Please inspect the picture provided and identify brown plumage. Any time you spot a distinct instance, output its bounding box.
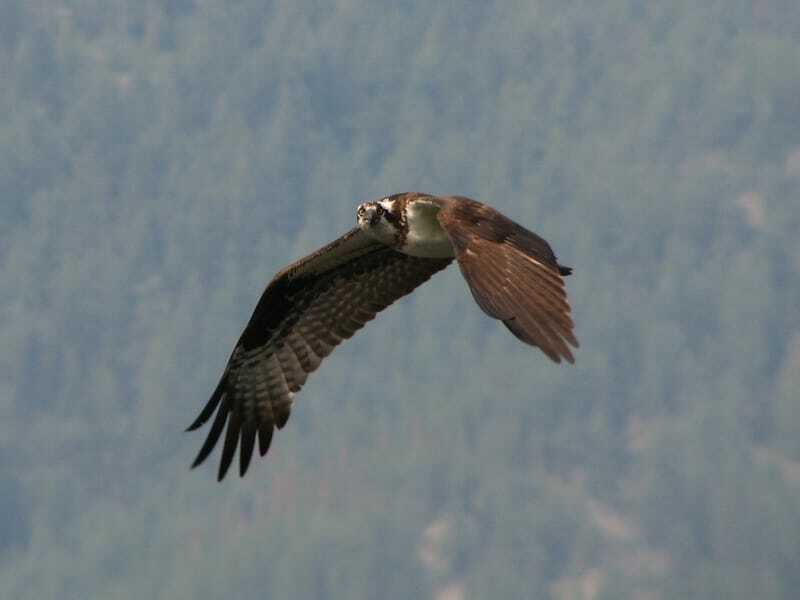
[436,197,577,363]
[189,193,577,480]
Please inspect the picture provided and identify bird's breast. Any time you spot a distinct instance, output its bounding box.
[399,202,456,258]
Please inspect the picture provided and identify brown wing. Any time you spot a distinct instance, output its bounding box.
[436,197,578,363]
[188,228,452,480]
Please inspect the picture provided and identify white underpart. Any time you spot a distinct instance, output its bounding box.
[401,201,455,258]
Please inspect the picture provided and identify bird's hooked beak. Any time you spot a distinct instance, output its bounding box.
[368,208,381,226]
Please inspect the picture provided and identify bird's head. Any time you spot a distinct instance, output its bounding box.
[356,197,402,245]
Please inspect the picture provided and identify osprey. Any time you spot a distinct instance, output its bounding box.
[189,193,578,480]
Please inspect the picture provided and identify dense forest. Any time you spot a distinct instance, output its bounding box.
[2,1,799,598]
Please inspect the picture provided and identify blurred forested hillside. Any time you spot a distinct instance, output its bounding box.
[2,1,799,598]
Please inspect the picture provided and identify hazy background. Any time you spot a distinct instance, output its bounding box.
[3,1,800,598]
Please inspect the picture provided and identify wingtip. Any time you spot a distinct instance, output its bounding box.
[186,407,211,432]
[217,459,231,482]
[561,345,576,365]
[189,437,211,471]
[187,374,228,432]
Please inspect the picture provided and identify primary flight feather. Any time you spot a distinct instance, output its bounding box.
[188,193,578,480]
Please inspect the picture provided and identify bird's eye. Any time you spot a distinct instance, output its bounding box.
[376,205,384,216]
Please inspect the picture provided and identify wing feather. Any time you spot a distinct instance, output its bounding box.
[285,333,321,373]
[239,420,257,477]
[218,406,241,481]
[436,197,578,364]
[501,273,573,360]
[190,392,229,469]
[504,258,577,341]
[257,421,273,456]
[189,228,452,479]
[275,344,307,392]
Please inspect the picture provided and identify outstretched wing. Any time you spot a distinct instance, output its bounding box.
[436,197,578,363]
[188,227,452,480]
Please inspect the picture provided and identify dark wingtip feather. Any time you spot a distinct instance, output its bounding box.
[217,411,242,481]
[274,402,291,429]
[558,265,572,276]
[239,423,257,477]
[186,373,227,432]
[190,397,229,470]
[258,423,274,456]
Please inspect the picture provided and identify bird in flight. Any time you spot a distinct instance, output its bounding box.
[188,193,578,480]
